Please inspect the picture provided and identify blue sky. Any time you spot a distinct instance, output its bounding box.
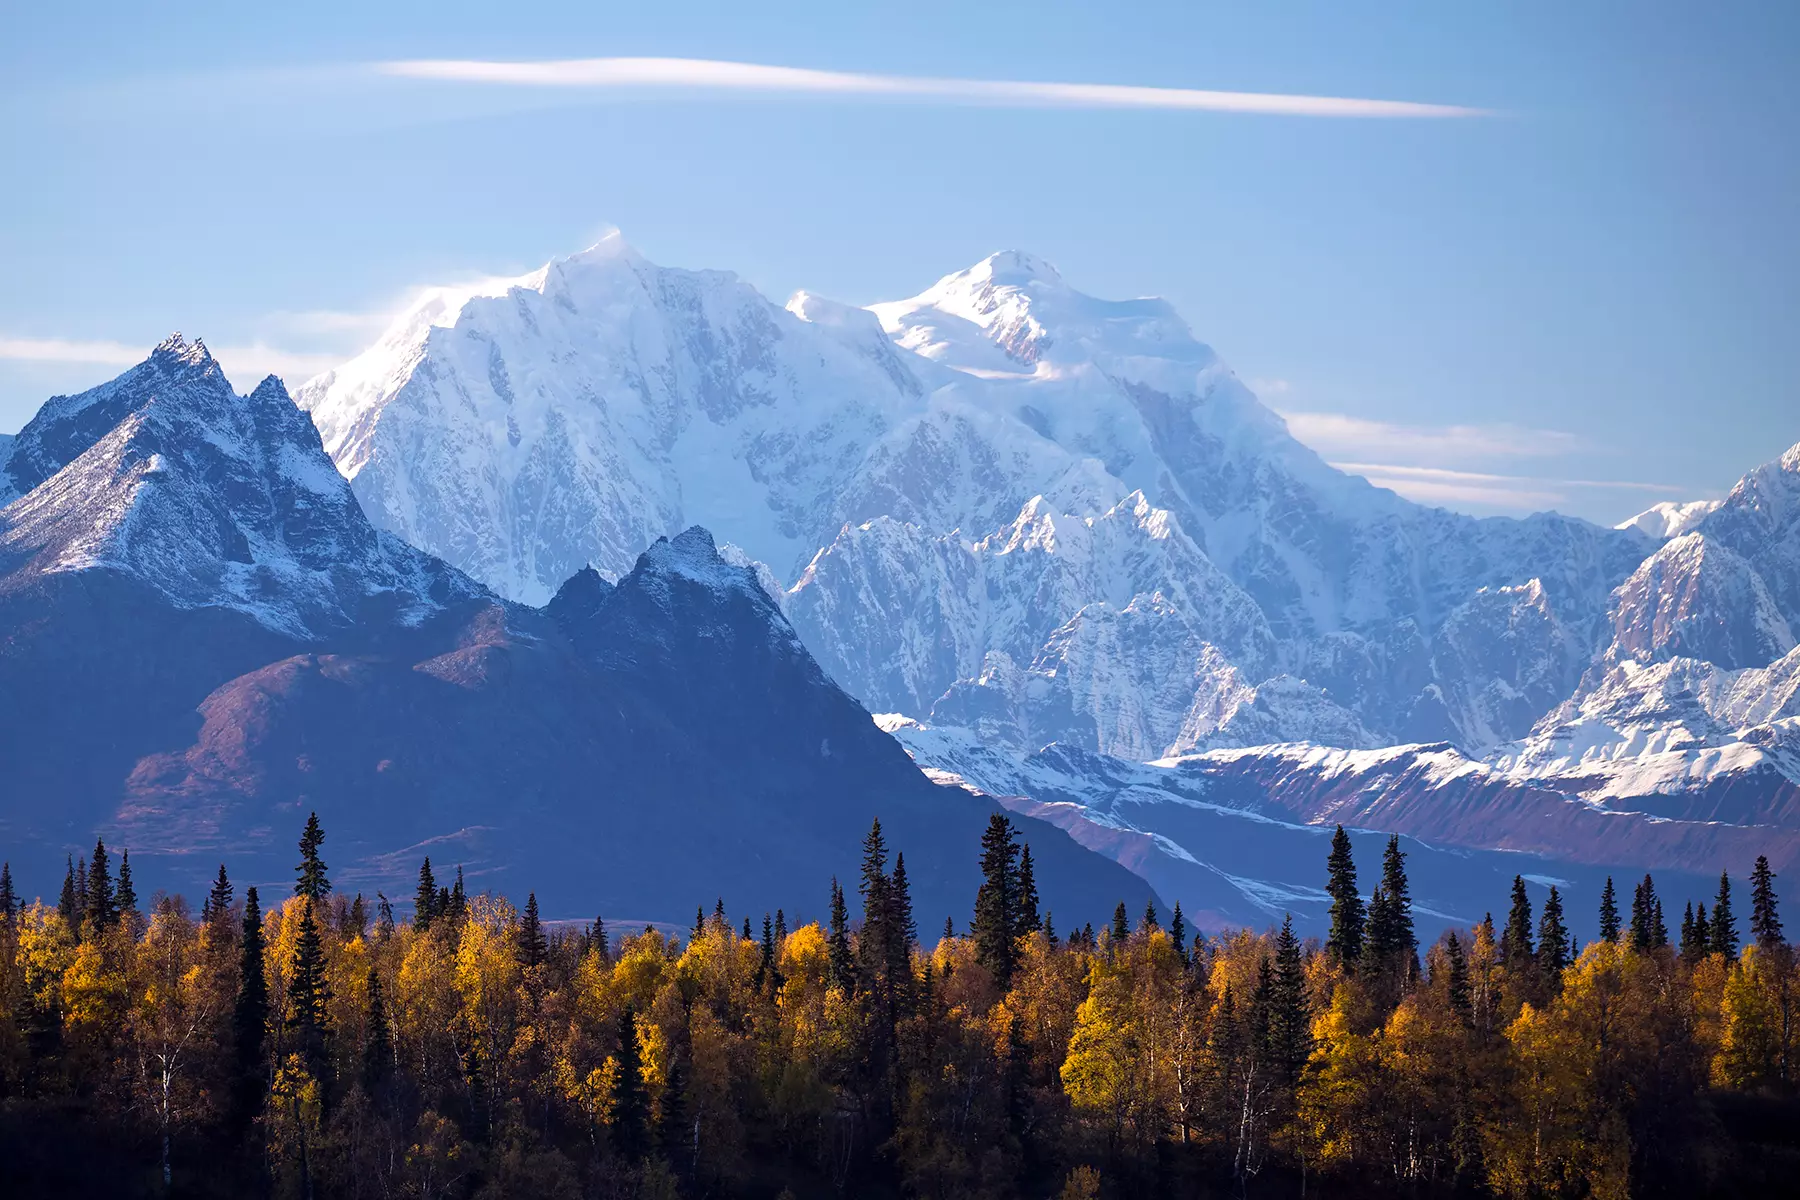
[3,1,1796,523]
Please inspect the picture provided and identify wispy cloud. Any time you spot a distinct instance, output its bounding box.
[376,57,1490,119]
[1336,462,1689,512]
[0,336,144,366]
[1281,411,1582,465]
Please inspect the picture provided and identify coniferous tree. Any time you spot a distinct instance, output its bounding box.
[658,1053,691,1173]
[414,857,437,931]
[756,913,777,991]
[115,850,137,924]
[1537,886,1571,979]
[612,1006,649,1160]
[86,837,115,931]
[1364,836,1418,991]
[288,900,332,1077]
[693,906,706,940]
[1016,844,1040,933]
[0,861,14,924]
[1653,897,1669,947]
[1630,876,1656,951]
[376,892,396,940]
[1712,871,1739,959]
[1751,855,1783,949]
[1599,876,1621,942]
[943,915,955,942]
[207,864,234,927]
[1500,876,1535,973]
[1142,900,1160,932]
[973,814,1021,987]
[58,855,77,926]
[591,916,610,963]
[828,878,854,990]
[1695,903,1713,955]
[741,916,752,941]
[1110,902,1131,946]
[74,855,88,925]
[363,967,392,1096]
[1324,824,1366,965]
[518,892,547,970]
[775,908,787,942]
[232,887,270,1137]
[1444,931,1472,1024]
[294,812,330,902]
[1680,902,1700,961]
[1269,915,1310,1084]
[1171,902,1187,964]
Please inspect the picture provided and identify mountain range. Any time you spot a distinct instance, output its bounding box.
[4,236,1796,935]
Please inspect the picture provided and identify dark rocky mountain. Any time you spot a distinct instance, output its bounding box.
[0,341,1155,930]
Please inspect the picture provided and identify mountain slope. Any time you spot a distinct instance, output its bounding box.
[0,344,1156,929]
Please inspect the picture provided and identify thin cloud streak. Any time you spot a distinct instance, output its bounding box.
[1282,411,1581,463]
[376,57,1490,119]
[1336,461,1690,513]
[0,334,341,388]
[0,336,143,366]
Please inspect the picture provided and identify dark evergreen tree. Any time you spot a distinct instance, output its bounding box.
[231,888,270,1137]
[294,812,330,902]
[346,893,366,939]
[57,855,76,926]
[973,813,1021,988]
[1015,843,1040,933]
[1598,876,1621,942]
[287,900,332,1078]
[363,967,392,1096]
[1751,855,1783,950]
[1712,871,1739,959]
[1269,915,1310,1084]
[1500,876,1535,973]
[1142,900,1160,931]
[447,866,467,925]
[1630,875,1656,951]
[657,1053,691,1172]
[741,916,753,941]
[590,916,610,963]
[207,864,234,927]
[827,877,854,990]
[376,892,396,940]
[1045,913,1060,949]
[1171,902,1187,965]
[1324,824,1366,965]
[414,857,438,931]
[1696,903,1713,954]
[1364,836,1418,990]
[1110,902,1131,946]
[693,906,706,940]
[0,862,14,924]
[1537,886,1570,979]
[775,908,787,942]
[713,897,726,926]
[74,855,88,925]
[612,1006,649,1160]
[1681,903,1707,963]
[518,892,547,970]
[890,851,917,950]
[1444,931,1472,1024]
[115,850,138,924]
[86,837,115,931]
[756,913,779,991]
[942,916,955,942]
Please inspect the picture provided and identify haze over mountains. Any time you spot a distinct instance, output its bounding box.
[3,236,1796,935]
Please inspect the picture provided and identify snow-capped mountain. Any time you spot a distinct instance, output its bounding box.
[1,335,478,639]
[299,238,1649,757]
[0,341,1154,926]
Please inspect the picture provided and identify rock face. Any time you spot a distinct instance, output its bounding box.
[0,343,1157,929]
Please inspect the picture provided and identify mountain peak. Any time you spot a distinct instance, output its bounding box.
[152,331,214,370]
[969,250,1065,289]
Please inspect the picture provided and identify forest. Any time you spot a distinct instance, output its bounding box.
[0,814,1796,1199]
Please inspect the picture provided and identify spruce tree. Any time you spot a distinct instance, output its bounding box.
[0,862,14,924]
[1501,876,1535,972]
[693,906,706,940]
[1751,856,1783,949]
[1171,902,1188,965]
[828,878,854,990]
[1712,871,1739,959]
[973,814,1021,988]
[1695,903,1713,955]
[232,888,270,1137]
[1537,886,1570,979]
[1016,844,1040,934]
[376,893,396,940]
[115,850,137,924]
[943,916,955,942]
[287,900,332,1077]
[1110,902,1131,946]
[1324,824,1365,965]
[1598,876,1621,942]
[518,893,547,970]
[591,916,610,963]
[1364,836,1418,991]
[1630,876,1655,951]
[363,967,392,1096]
[414,857,437,931]
[1444,931,1472,1024]
[756,913,779,991]
[57,855,77,926]
[207,864,234,927]
[1142,900,1160,932]
[888,852,916,1012]
[1653,897,1669,947]
[612,1006,649,1160]
[294,812,330,902]
[775,908,787,942]
[658,1053,691,1172]
[74,855,88,924]
[1269,915,1310,1085]
[741,916,753,941]
[86,837,115,931]
[1680,902,1699,960]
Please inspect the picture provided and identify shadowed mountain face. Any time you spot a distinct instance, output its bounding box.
[0,341,1155,929]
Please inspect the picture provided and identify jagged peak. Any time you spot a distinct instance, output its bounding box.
[152,331,215,370]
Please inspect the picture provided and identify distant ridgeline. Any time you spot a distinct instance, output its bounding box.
[0,812,1794,1198]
